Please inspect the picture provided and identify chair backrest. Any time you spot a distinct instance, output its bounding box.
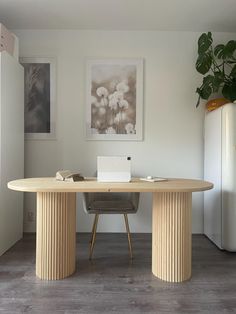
[82,192,140,214]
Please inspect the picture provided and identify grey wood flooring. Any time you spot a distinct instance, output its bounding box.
[0,233,236,314]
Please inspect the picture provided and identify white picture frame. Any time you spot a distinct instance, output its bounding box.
[20,57,56,140]
[86,58,143,141]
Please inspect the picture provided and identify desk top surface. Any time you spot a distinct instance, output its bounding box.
[8,177,213,193]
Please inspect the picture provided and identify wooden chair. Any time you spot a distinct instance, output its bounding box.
[82,192,140,259]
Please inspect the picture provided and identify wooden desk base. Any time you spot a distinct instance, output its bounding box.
[152,192,192,282]
[35,191,192,282]
[36,192,76,280]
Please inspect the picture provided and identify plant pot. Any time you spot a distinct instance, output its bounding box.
[206,98,230,112]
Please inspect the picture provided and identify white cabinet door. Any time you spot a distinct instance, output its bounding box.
[204,108,222,249]
[222,103,236,251]
[0,51,24,256]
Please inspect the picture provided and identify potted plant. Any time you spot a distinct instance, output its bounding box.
[195,32,236,109]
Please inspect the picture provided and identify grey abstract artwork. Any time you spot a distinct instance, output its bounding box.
[22,63,50,133]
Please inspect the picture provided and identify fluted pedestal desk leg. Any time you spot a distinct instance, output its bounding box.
[36,192,76,280]
[152,192,192,282]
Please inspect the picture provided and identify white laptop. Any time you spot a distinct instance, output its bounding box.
[97,156,131,182]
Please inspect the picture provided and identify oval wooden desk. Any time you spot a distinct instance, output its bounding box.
[8,177,213,282]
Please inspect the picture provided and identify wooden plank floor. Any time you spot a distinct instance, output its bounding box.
[0,234,236,314]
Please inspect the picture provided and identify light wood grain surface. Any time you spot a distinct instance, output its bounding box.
[8,177,213,193]
[36,192,76,280]
[152,192,192,282]
[7,176,213,283]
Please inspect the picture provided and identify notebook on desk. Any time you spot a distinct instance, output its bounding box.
[97,156,131,182]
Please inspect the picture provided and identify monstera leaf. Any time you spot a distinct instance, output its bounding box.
[222,80,236,101]
[214,41,236,60]
[196,74,223,100]
[230,65,236,78]
[196,52,212,74]
[198,32,213,54]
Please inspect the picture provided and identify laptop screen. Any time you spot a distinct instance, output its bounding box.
[97,156,131,182]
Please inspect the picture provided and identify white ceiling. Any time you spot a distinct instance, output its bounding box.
[0,0,236,32]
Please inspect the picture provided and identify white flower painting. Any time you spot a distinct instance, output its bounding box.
[86,59,143,140]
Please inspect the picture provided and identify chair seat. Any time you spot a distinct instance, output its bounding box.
[88,200,136,214]
[83,191,139,259]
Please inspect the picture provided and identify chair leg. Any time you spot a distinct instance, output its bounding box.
[124,214,133,259]
[89,214,99,260]
[90,215,97,244]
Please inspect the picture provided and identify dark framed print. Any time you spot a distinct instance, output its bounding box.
[20,57,56,140]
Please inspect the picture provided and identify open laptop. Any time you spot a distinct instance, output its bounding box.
[97,156,131,182]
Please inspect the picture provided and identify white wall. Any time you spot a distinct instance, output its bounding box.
[15,30,234,233]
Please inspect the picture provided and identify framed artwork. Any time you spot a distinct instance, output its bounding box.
[86,58,143,140]
[20,57,56,140]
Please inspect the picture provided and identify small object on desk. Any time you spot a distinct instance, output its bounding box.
[140,176,168,182]
[65,174,84,182]
[56,170,84,182]
[56,170,72,181]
